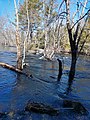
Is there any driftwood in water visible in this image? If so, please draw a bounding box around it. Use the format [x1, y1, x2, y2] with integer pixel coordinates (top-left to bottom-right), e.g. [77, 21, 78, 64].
[25, 102, 59, 116]
[0, 62, 32, 77]
[57, 59, 62, 81]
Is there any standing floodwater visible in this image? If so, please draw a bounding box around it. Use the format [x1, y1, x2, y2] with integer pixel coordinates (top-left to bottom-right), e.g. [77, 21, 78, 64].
[0, 46, 90, 120]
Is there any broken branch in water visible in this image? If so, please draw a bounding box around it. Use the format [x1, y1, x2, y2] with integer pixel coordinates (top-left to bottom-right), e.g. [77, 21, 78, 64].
[0, 62, 32, 77]
[57, 59, 62, 81]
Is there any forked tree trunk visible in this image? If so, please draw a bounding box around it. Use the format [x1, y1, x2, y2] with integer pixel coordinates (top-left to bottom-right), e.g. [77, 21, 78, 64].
[65, 0, 88, 83]
[64, 0, 77, 83]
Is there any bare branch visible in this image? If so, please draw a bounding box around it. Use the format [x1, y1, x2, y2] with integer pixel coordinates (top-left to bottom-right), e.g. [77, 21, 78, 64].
[73, 23, 80, 42]
[58, 0, 64, 12]
[81, 0, 88, 16]
[72, 1, 80, 22]
[71, 9, 90, 29]
[76, 16, 88, 46]
[9, 19, 24, 31]
[47, 11, 67, 26]
[80, 1, 89, 9]
[78, 34, 89, 58]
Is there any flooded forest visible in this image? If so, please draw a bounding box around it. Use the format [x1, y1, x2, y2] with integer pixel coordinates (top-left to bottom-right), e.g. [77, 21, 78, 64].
[0, 0, 90, 120]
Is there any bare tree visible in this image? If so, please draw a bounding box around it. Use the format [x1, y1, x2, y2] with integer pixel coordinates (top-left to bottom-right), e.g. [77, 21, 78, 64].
[64, 0, 90, 83]
[43, 0, 58, 59]
[22, 0, 30, 65]
[14, 0, 23, 70]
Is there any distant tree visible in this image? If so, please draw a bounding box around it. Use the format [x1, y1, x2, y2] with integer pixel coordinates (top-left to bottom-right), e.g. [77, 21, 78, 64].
[0, 17, 15, 46]
[42, 0, 58, 58]
[0, 17, 8, 45]
[19, 0, 41, 40]
[19, 0, 59, 59]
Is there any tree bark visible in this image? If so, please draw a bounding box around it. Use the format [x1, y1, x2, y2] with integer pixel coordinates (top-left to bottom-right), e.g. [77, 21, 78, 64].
[14, 0, 23, 70]
[65, 0, 76, 82]
[68, 51, 77, 83]
[16, 30, 22, 70]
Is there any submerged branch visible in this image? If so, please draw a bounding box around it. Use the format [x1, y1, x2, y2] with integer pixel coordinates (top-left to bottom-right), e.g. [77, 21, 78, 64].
[0, 62, 32, 77]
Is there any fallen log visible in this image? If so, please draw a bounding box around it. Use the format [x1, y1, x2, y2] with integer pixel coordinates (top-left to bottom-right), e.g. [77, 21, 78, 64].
[25, 102, 59, 116]
[0, 62, 32, 77]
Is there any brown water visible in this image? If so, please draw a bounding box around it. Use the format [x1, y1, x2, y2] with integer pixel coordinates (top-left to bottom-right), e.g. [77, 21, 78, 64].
[0, 46, 90, 120]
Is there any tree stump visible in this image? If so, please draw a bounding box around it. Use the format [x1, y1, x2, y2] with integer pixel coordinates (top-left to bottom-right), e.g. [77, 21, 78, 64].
[57, 59, 62, 81]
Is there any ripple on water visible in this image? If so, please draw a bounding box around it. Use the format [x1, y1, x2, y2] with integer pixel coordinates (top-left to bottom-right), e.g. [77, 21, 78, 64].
[0, 50, 90, 119]
[0, 68, 17, 94]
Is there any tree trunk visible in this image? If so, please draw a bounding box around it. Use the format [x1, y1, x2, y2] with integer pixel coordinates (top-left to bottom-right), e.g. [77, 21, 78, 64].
[65, 0, 77, 83]
[44, 32, 47, 57]
[14, 0, 22, 70]
[68, 51, 77, 83]
[16, 30, 22, 70]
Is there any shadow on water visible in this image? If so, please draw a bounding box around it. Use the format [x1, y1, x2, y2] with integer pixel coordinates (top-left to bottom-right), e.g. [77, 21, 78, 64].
[0, 47, 90, 119]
